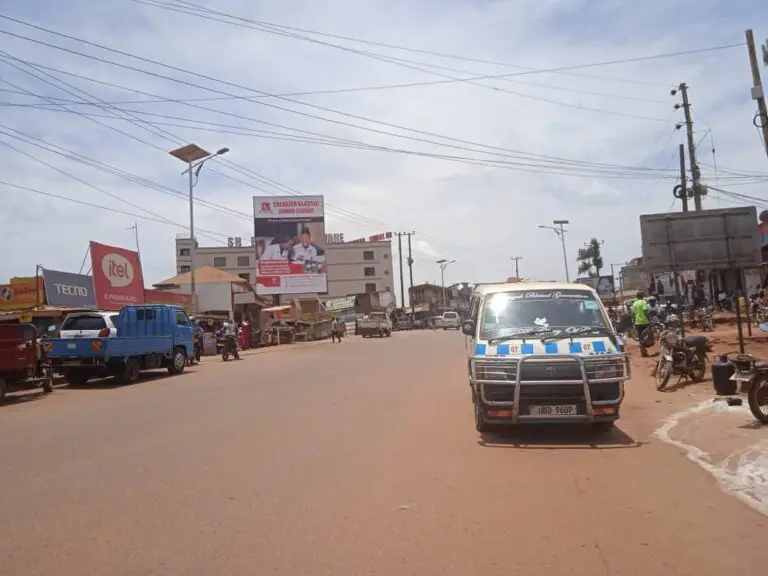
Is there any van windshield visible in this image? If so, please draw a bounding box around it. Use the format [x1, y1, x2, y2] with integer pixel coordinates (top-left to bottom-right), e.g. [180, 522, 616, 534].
[480, 289, 609, 340]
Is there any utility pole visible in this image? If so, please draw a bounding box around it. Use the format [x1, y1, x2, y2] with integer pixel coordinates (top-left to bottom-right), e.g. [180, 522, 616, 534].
[127, 222, 141, 258]
[673, 83, 702, 210]
[397, 232, 405, 309]
[406, 233, 414, 293]
[746, 29, 768, 159]
[510, 256, 522, 278]
[674, 143, 689, 212]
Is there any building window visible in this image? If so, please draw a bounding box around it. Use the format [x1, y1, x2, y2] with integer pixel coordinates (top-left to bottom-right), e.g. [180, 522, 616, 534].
[237, 256, 250, 267]
[364, 267, 375, 277]
[179, 248, 190, 257]
[363, 250, 374, 261]
[213, 256, 227, 268]
[384, 269, 390, 275]
[238, 273, 250, 281]
[179, 265, 190, 273]
[383, 253, 388, 259]
[365, 283, 376, 292]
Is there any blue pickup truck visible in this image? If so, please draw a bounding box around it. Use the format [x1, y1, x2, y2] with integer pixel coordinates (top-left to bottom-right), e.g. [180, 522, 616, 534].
[49, 304, 194, 386]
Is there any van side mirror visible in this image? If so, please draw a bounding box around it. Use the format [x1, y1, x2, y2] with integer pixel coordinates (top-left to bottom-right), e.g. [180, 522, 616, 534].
[461, 320, 475, 336]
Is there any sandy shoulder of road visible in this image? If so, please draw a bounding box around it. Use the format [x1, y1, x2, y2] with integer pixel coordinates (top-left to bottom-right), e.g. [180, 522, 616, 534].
[625, 324, 768, 515]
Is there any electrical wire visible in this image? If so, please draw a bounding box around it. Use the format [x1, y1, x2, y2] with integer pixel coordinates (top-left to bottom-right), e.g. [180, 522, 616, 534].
[0, 20, 695, 173]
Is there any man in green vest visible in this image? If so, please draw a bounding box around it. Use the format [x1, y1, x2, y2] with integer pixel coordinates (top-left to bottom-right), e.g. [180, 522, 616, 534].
[632, 290, 651, 357]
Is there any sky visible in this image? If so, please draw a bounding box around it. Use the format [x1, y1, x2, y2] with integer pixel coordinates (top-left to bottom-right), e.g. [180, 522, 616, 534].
[0, 0, 767, 297]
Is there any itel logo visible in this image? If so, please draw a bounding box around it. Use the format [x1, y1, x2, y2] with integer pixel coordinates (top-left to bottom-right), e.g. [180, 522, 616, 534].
[101, 253, 134, 288]
[260, 201, 271, 214]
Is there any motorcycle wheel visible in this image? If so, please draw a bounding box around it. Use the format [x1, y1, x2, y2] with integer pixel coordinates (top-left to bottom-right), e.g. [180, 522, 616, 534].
[748, 375, 768, 424]
[689, 355, 707, 383]
[656, 358, 672, 391]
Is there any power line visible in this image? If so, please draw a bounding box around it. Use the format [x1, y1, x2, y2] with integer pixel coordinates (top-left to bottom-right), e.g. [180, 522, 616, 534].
[0, 19, 691, 173]
[131, 0, 736, 87]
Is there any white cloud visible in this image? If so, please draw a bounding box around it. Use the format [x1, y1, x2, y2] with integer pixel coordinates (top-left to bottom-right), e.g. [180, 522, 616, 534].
[0, 0, 767, 295]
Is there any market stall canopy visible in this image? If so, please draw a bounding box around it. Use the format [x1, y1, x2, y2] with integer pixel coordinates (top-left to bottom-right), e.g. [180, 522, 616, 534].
[154, 266, 251, 292]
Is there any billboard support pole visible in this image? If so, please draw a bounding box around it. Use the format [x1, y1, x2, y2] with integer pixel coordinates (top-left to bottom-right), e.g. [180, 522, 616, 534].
[397, 232, 405, 309]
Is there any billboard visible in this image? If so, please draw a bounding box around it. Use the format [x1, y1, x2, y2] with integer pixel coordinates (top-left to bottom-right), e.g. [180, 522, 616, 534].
[42, 269, 97, 309]
[89, 241, 146, 310]
[252, 196, 327, 295]
[640, 207, 761, 273]
[0, 277, 44, 311]
[576, 275, 615, 295]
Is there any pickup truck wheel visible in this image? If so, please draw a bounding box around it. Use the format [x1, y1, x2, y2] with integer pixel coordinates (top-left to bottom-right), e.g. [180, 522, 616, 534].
[118, 359, 141, 385]
[65, 373, 89, 387]
[168, 348, 187, 375]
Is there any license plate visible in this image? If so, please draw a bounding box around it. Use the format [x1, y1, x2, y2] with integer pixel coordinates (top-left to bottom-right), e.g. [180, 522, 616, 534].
[529, 405, 577, 416]
[67, 343, 77, 349]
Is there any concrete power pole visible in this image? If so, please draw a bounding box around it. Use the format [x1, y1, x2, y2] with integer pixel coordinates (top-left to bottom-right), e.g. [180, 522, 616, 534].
[406, 233, 414, 292]
[746, 29, 768, 159]
[397, 233, 405, 309]
[674, 83, 703, 210]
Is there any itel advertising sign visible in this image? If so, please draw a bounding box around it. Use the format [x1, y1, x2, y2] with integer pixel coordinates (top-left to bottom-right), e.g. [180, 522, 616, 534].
[42, 269, 97, 309]
[89, 241, 145, 310]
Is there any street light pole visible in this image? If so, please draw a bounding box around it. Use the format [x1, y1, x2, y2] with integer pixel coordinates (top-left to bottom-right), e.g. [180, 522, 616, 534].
[510, 256, 522, 278]
[436, 258, 455, 307]
[538, 220, 570, 282]
[168, 144, 229, 315]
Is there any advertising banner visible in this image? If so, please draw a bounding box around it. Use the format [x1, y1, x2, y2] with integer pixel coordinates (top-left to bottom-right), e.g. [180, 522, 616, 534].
[89, 241, 146, 310]
[0, 277, 44, 311]
[252, 196, 327, 295]
[144, 289, 193, 310]
[42, 269, 97, 309]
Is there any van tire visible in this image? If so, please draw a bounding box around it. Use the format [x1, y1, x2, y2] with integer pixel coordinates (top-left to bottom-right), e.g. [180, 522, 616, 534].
[592, 421, 615, 433]
[168, 347, 186, 375]
[474, 399, 492, 433]
[0, 378, 6, 405]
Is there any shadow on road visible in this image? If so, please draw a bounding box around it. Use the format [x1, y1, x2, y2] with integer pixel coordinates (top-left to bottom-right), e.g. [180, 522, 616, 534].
[61, 370, 187, 390]
[478, 424, 643, 450]
[0, 390, 51, 408]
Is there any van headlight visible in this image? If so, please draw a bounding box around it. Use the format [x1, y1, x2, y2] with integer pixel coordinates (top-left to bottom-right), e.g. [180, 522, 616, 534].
[587, 359, 625, 380]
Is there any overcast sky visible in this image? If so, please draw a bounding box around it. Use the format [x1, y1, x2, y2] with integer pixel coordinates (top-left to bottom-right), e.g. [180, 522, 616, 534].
[0, 0, 767, 293]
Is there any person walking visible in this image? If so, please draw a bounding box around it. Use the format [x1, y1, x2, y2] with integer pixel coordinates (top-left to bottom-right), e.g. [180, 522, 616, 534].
[632, 290, 651, 357]
[331, 316, 341, 343]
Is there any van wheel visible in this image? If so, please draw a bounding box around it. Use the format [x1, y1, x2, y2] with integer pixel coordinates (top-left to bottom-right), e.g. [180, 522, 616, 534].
[168, 348, 187, 375]
[592, 421, 615, 433]
[65, 372, 89, 387]
[119, 359, 141, 385]
[0, 378, 6, 405]
[474, 399, 492, 433]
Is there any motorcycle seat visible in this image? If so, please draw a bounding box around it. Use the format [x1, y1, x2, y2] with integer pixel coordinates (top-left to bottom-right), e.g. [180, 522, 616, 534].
[684, 335, 710, 351]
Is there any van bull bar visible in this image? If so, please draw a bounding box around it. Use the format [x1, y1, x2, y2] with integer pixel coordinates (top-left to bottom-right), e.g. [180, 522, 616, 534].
[471, 352, 630, 423]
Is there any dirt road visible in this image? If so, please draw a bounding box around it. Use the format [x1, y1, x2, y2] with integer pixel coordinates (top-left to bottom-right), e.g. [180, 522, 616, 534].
[1, 331, 767, 575]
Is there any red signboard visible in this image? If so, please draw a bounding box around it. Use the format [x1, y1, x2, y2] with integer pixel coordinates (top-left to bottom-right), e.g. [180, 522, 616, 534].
[89, 241, 145, 310]
[144, 289, 193, 310]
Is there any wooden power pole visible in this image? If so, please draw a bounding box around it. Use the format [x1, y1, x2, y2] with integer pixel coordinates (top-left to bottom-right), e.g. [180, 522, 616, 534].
[746, 29, 768, 159]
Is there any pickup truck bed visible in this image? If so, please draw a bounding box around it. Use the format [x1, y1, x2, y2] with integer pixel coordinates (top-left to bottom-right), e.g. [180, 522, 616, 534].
[49, 336, 175, 359]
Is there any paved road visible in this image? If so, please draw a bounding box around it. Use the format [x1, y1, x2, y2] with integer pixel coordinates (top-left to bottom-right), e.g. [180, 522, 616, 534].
[1, 331, 767, 575]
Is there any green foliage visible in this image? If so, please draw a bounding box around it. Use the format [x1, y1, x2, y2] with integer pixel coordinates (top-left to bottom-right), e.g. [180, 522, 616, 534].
[576, 238, 604, 278]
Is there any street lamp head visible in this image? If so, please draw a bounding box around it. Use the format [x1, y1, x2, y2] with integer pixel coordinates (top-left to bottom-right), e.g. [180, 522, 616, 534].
[436, 258, 447, 264]
[553, 219, 569, 225]
[215, 147, 230, 156]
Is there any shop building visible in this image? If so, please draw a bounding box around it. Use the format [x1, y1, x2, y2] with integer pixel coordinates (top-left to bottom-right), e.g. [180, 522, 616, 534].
[174, 233, 394, 298]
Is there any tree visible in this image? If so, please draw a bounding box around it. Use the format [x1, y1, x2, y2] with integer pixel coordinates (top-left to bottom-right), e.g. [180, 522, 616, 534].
[576, 238, 604, 278]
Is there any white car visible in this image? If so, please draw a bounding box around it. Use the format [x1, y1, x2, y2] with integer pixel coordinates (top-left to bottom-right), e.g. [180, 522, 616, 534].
[59, 311, 120, 339]
[441, 311, 461, 330]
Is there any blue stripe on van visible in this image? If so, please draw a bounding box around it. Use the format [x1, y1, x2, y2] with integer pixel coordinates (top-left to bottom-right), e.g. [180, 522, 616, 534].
[475, 343, 487, 356]
[593, 340, 607, 353]
[544, 342, 559, 354]
[568, 342, 583, 354]
[496, 343, 510, 355]
[521, 343, 534, 355]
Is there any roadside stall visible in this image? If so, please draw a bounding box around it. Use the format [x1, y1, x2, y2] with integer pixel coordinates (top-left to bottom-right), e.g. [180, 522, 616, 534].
[324, 296, 359, 335]
[293, 297, 333, 341]
[260, 305, 296, 346]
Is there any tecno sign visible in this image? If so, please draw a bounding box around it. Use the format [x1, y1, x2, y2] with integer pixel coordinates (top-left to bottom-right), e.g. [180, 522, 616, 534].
[101, 253, 135, 288]
[53, 283, 89, 297]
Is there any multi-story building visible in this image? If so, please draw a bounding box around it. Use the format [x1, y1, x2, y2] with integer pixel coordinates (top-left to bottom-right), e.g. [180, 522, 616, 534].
[174, 233, 394, 299]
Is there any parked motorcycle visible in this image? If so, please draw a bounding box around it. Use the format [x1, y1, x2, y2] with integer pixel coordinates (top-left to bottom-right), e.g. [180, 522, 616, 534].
[655, 330, 712, 391]
[691, 306, 714, 332]
[221, 334, 240, 361]
[718, 352, 768, 424]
